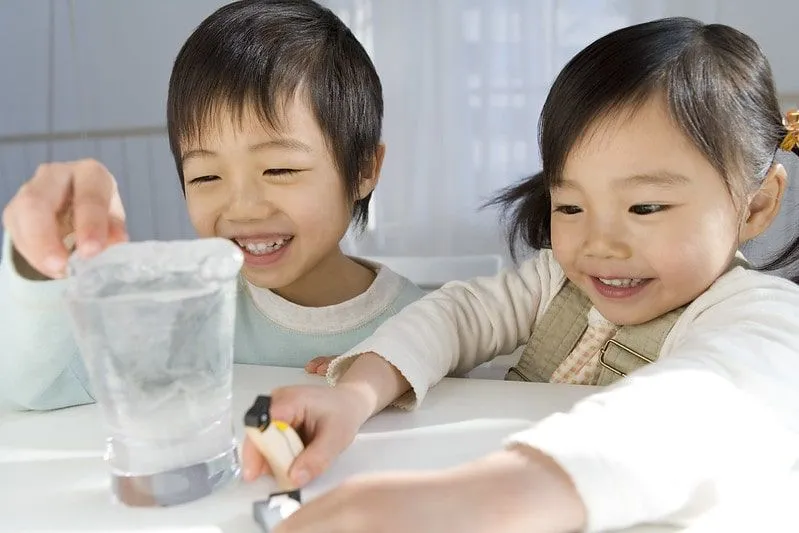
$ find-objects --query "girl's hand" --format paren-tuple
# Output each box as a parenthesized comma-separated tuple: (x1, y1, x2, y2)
(2, 159, 128, 279)
(245, 352, 412, 487)
(273, 446, 587, 533)
(304, 356, 335, 376)
(241, 382, 373, 486)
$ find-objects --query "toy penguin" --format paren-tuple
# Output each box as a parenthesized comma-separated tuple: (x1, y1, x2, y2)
(244, 395, 305, 532)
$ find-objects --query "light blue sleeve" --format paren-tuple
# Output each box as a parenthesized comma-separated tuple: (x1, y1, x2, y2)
(0, 233, 94, 411)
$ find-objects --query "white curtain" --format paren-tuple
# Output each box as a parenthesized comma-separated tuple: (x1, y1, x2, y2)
(324, 0, 730, 261)
(8, 0, 796, 270)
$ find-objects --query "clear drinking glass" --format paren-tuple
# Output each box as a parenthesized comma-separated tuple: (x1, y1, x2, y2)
(64, 238, 243, 506)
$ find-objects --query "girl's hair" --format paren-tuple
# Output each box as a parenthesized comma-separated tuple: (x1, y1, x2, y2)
(490, 17, 799, 282)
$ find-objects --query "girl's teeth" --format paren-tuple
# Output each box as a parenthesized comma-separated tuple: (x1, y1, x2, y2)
(598, 278, 645, 288)
(237, 238, 290, 256)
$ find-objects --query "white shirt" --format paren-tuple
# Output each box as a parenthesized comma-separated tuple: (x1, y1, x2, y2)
(327, 249, 799, 532)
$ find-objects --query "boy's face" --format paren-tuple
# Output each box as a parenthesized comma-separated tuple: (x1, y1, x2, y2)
(180, 96, 357, 291)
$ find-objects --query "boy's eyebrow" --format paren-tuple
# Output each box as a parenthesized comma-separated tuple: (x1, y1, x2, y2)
(181, 139, 313, 163)
(181, 148, 216, 163)
(249, 139, 313, 154)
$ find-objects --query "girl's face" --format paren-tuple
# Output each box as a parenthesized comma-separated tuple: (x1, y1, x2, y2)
(550, 97, 742, 325)
(180, 95, 373, 293)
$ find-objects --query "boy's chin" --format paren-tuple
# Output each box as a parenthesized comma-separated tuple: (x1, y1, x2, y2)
(240, 266, 291, 291)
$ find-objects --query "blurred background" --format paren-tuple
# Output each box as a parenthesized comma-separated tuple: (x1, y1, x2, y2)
(1, 0, 796, 284)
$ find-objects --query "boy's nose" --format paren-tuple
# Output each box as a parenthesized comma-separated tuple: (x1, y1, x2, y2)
(224, 180, 278, 222)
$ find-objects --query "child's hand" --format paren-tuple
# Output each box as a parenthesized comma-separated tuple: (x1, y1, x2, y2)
(304, 356, 335, 376)
(2, 159, 128, 278)
(272, 446, 587, 533)
(241, 383, 373, 486)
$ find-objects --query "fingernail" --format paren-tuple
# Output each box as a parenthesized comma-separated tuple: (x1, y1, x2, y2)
(291, 469, 310, 486)
(43, 256, 65, 276)
(79, 240, 101, 257)
(243, 467, 254, 481)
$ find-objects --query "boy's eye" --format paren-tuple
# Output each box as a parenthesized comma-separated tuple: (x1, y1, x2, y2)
(629, 204, 667, 215)
(264, 169, 299, 178)
(187, 175, 219, 185)
(553, 205, 582, 215)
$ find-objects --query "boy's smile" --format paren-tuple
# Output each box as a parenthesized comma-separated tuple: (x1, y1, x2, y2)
(232, 235, 294, 266)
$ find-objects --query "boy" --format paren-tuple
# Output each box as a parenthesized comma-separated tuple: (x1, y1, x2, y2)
(0, 0, 423, 411)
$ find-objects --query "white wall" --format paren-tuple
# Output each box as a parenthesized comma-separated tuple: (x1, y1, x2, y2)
(0, 0, 230, 244)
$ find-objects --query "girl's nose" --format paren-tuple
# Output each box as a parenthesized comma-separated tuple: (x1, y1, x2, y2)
(582, 216, 632, 259)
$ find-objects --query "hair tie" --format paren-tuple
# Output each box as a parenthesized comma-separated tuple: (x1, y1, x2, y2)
(780, 109, 799, 154)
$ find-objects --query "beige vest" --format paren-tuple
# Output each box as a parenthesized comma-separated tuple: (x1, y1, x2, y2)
(505, 257, 747, 386)
(506, 282, 681, 386)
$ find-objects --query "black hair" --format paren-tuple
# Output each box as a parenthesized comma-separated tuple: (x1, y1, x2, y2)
(490, 17, 799, 282)
(166, 0, 383, 229)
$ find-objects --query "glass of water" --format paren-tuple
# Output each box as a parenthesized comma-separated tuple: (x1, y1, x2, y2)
(64, 238, 243, 507)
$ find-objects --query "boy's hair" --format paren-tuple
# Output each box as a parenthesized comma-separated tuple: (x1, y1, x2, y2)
(166, 0, 383, 229)
(491, 17, 799, 282)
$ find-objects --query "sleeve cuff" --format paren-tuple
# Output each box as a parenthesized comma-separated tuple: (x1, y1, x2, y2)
(325, 338, 434, 410)
(2, 232, 68, 303)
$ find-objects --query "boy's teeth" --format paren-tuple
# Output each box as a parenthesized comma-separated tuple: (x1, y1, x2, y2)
(598, 278, 645, 288)
(236, 238, 290, 256)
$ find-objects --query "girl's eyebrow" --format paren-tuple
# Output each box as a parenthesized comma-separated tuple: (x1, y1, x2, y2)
(556, 171, 691, 191)
(616, 171, 692, 188)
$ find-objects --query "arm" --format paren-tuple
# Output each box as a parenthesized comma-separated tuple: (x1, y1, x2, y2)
(507, 274, 799, 532)
(0, 232, 94, 410)
(327, 251, 566, 408)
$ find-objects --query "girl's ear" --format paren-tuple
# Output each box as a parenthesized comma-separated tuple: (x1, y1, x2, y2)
(357, 143, 386, 200)
(739, 163, 787, 242)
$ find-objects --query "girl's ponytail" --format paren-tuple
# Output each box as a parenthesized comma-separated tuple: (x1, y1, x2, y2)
(761, 110, 799, 283)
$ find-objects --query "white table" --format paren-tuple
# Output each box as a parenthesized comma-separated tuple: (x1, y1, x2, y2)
(0, 365, 781, 533)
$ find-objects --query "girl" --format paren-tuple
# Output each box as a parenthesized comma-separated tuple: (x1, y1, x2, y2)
(0, 0, 422, 411)
(247, 17, 799, 533)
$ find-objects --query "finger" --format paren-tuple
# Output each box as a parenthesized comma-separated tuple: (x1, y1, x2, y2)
(241, 435, 271, 482)
(273, 488, 357, 533)
(71, 159, 116, 257)
(107, 216, 129, 247)
(304, 357, 326, 374)
(3, 163, 74, 277)
(268, 387, 308, 426)
(106, 181, 129, 246)
(315, 360, 331, 376)
(288, 419, 352, 487)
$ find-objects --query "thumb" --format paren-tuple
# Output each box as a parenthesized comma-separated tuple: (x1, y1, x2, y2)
(288, 420, 350, 487)
(107, 216, 129, 246)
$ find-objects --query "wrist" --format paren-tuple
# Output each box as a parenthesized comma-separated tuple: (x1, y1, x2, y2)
(334, 351, 411, 419)
(333, 380, 379, 427)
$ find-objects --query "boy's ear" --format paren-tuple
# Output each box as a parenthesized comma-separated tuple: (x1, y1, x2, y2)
(739, 163, 787, 242)
(357, 143, 386, 200)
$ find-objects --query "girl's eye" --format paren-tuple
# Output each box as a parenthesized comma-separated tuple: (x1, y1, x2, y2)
(187, 175, 219, 185)
(630, 204, 667, 215)
(553, 205, 582, 215)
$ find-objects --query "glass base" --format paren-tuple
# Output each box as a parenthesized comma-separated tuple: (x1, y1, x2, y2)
(111, 447, 240, 507)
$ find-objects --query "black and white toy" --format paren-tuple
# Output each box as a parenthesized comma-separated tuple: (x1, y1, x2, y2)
(245, 395, 305, 532)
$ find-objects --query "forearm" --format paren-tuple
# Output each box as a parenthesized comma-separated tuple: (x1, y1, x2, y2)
(446, 445, 587, 533)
